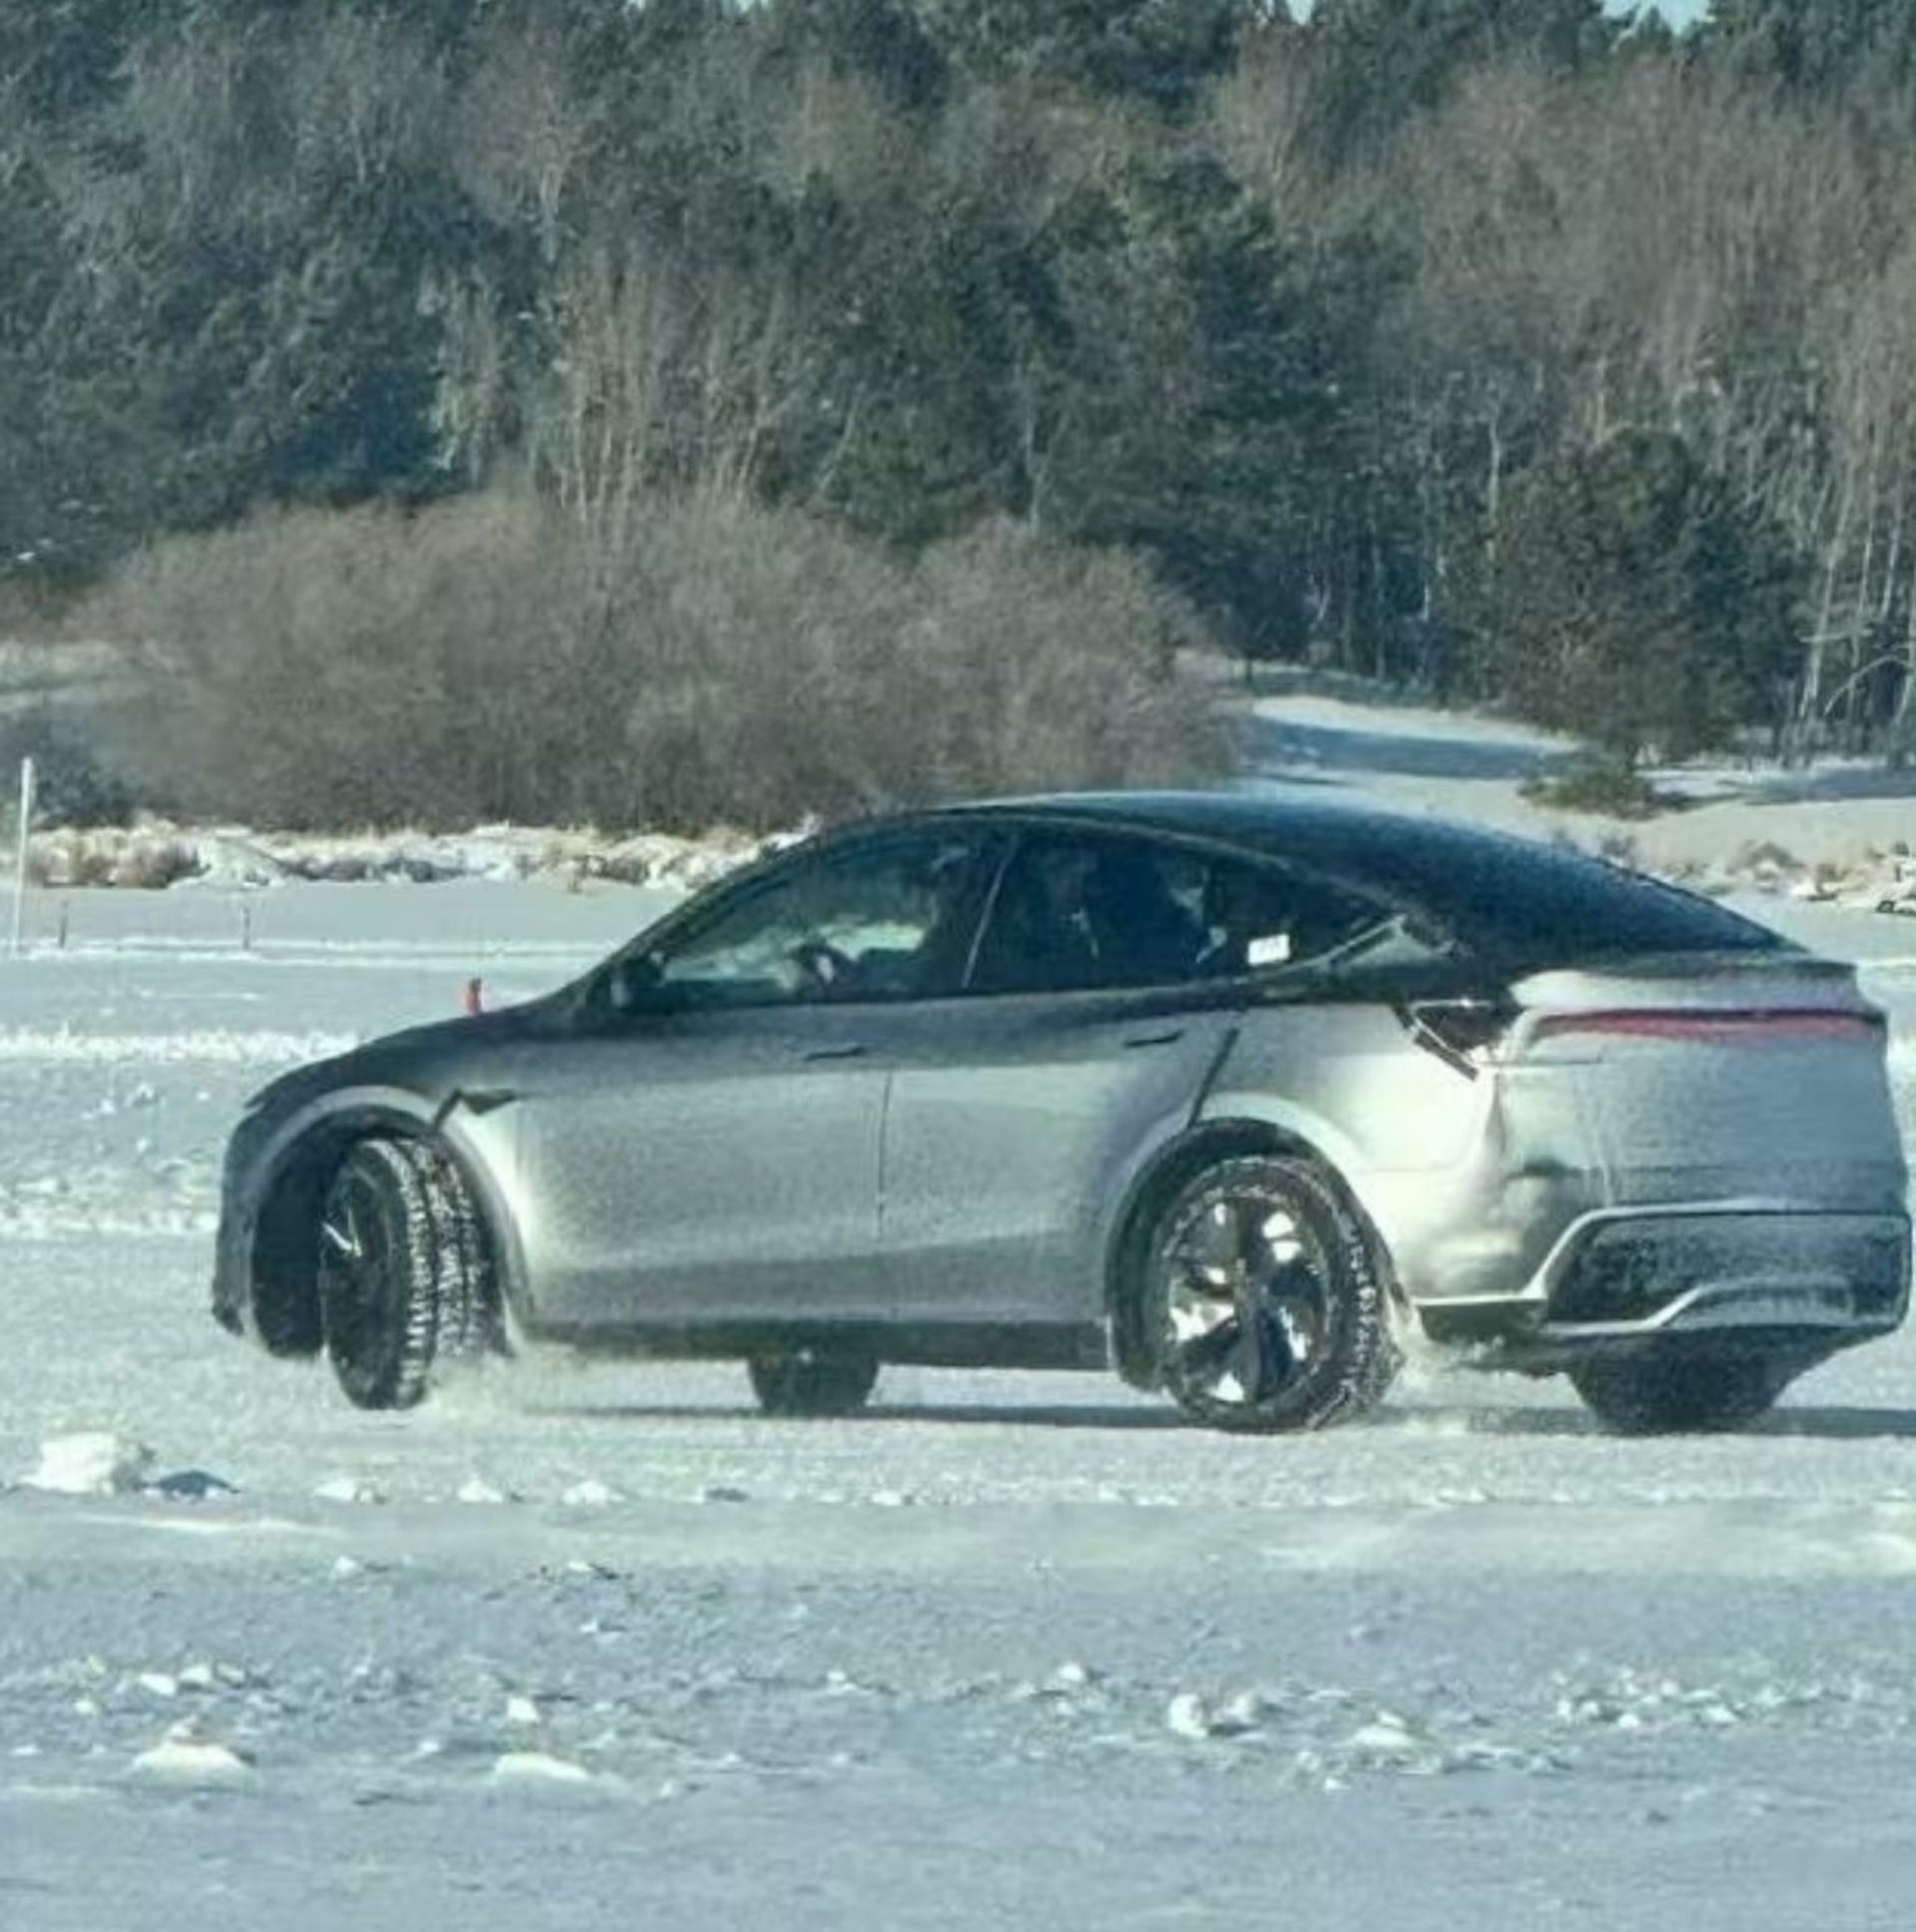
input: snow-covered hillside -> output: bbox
[6,705,1916,1929]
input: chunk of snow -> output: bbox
[312,1474,384,1505]
[490,1750,594,1786]
[132,1722,253,1781]
[560,1479,623,1508]
[1348,1714,1416,1748]
[1166,1692,1215,1740]
[504,1694,542,1727]
[1213,1689,1273,1735]
[1345,1712,1442,1767]
[456,1476,514,1505]
[23,1432,154,1495]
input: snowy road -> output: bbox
[5,881,1916,1929]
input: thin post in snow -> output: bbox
[10,755,33,957]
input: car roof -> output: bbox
[920,788,1786,964]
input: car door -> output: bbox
[875,828,1250,1326]
[510,824,1002,1330]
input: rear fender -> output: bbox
[1100,1100,1404,1387]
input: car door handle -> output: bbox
[802,1043,868,1062]
[1123,1028,1186,1050]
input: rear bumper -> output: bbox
[1417,1206,1911,1359]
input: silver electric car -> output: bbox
[213,792,1910,1433]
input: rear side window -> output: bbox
[968,833,1394,994]
[1415,840,1785,964]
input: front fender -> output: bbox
[218,1083,529,1353]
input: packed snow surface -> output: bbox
[6,717,1916,1928]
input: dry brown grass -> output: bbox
[30,827,200,889]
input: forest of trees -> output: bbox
[7,0,1916,827]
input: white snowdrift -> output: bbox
[25,819,807,895]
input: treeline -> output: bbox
[6,1,1916,825]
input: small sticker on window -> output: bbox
[1246,933,1292,968]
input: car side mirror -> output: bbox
[608,951,666,1016]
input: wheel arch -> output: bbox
[243,1089,519,1359]
[1102,1115,1401,1389]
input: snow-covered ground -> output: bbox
[7,713,1916,1929]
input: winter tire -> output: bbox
[747,1347,880,1417]
[1569,1353,1787,1435]
[1141,1154,1395,1433]
[316,1136,494,1410]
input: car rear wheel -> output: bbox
[316,1136,494,1410]
[747,1348,879,1417]
[1569,1353,1787,1435]
[1141,1154,1396,1433]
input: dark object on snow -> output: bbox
[148,1468,239,1500]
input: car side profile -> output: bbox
[213,792,1910,1434]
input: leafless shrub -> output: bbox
[31,826,200,889]
[84,490,1222,832]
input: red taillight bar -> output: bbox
[1531,1008,1883,1044]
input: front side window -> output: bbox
[969,833,1406,995]
[651,829,997,1008]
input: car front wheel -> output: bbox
[316,1136,492,1410]
[1140,1154,1396,1433]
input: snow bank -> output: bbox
[25,819,808,895]
[1665,841,1916,914]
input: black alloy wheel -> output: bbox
[1145,1155,1395,1433]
